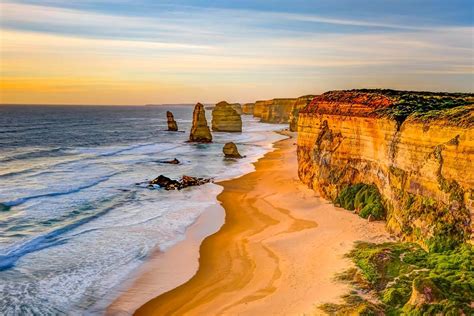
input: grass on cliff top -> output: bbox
[359,89,473,124]
[324,89,474,125]
[335,183,385,220]
[320,242,474,315]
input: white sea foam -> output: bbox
[0,109,287,314]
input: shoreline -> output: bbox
[104,129,285,315]
[104,193,225,315]
[135,132,390,315]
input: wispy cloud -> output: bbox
[0,0,472,104]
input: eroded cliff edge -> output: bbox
[297,89,474,250]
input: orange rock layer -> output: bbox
[297,90,474,249]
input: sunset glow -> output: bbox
[1,0,472,105]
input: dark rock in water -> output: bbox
[223,142,242,158]
[158,158,180,164]
[181,175,211,187]
[149,175,211,190]
[167,111,178,131]
[189,103,212,143]
[0,203,11,212]
[150,175,181,190]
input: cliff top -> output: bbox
[301,89,474,126]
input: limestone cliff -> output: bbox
[252,98,297,123]
[211,101,242,132]
[289,95,316,131]
[230,103,242,115]
[297,89,474,250]
[189,102,212,142]
[242,103,254,115]
[260,98,297,123]
[253,100,272,118]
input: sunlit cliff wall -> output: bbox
[297,90,474,250]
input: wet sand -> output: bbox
[135,133,389,315]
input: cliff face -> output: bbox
[230,103,242,115]
[260,98,297,123]
[211,101,242,132]
[253,100,272,118]
[242,103,254,115]
[297,90,474,250]
[289,95,316,131]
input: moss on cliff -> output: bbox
[361,89,473,124]
[335,184,386,220]
[320,242,474,315]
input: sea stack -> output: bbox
[166,111,178,131]
[223,142,242,158]
[211,101,242,132]
[189,102,212,142]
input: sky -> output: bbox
[0,0,473,105]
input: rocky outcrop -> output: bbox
[253,100,272,118]
[150,175,211,190]
[260,98,296,123]
[211,101,242,132]
[252,98,302,124]
[189,103,212,142]
[230,103,242,115]
[242,103,254,115]
[289,95,316,131]
[157,158,180,164]
[223,142,242,158]
[297,89,474,250]
[166,111,178,131]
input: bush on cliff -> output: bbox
[335,183,385,220]
[320,242,474,315]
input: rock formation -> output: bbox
[189,102,212,142]
[242,103,254,115]
[252,98,298,123]
[211,101,242,132]
[166,111,178,131]
[253,100,272,118]
[289,95,316,131]
[230,103,242,115]
[223,142,242,158]
[296,89,474,250]
[260,98,297,123]
[158,158,180,164]
[150,175,211,190]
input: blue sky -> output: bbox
[0,0,473,104]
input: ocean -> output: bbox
[0,105,286,315]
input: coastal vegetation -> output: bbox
[320,241,474,315]
[359,89,473,124]
[335,183,385,220]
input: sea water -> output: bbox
[0,105,286,315]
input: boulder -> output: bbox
[149,175,211,190]
[150,175,181,190]
[211,101,242,132]
[189,103,212,142]
[166,111,178,131]
[223,142,242,158]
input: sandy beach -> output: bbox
[134,133,390,315]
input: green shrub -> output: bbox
[320,242,474,314]
[335,183,386,220]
